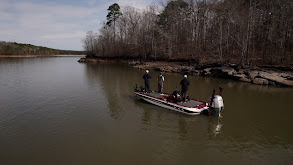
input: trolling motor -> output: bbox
[134,84,146,93]
[207,86,224,116]
[134,84,139,92]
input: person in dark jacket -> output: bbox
[180,75,190,102]
[143,70,151,92]
[157,72,164,94]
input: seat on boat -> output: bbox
[167,90,181,103]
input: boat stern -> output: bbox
[206,95,224,115]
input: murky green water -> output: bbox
[0,56,292,165]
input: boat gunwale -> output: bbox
[135,91,207,109]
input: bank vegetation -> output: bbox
[82,0,293,67]
[0,41,85,55]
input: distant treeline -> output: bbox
[83,0,293,66]
[0,41,85,55]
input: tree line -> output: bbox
[0,41,85,55]
[83,0,293,66]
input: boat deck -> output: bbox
[145,92,205,107]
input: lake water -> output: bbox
[0,56,292,165]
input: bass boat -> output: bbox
[134,85,224,116]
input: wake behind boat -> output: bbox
[135,85,224,116]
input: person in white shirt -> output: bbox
[158,72,164,94]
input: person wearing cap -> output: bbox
[157,72,164,94]
[180,75,190,102]
[143,70,152,92]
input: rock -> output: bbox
[247,70,259,79]
[278,72,293,80]
[233,73,252,83]
[252,78,269,85]
[233,73,246,79]
[193,70,200,75]
[254,71,293,86]
[204,68,212,73]
[257,71,270,79]
[158,65,185,72]
[281,80,293,86]
[156,66,171,72]
[133,64,147,69]
[238,69,245,74]
[77,58,102,63]
[258,71,285,83]
[201,68,212,76]
[221,67,237,76]
[78,58,86,62]
[209,67,236,78]
[128,60,141,65]
[180,66,193,72]
[212,67,236,76]
[239,77,251,83]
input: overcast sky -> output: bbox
[0,0,157,51]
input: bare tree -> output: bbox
[82,31,98,57]
[83,0,293,66]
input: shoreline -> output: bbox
[78,57,293,87]
[0,54,85,58]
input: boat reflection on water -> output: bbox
[135,97,225,142]
[213,115,223,136]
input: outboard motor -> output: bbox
[207,87,224,115]
[211,95,224,111]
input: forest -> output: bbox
[0,41,85,55]
[82,0,293,66]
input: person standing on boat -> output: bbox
[143,70,151,92]
[180,75,190,102]
[158,72,164,94]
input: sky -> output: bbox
[0,0,157,51]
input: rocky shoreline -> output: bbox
[78,57,293,87]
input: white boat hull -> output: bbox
[135,91,209,115]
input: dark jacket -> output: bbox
[180,78,190,92]
[143,73,151,83]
